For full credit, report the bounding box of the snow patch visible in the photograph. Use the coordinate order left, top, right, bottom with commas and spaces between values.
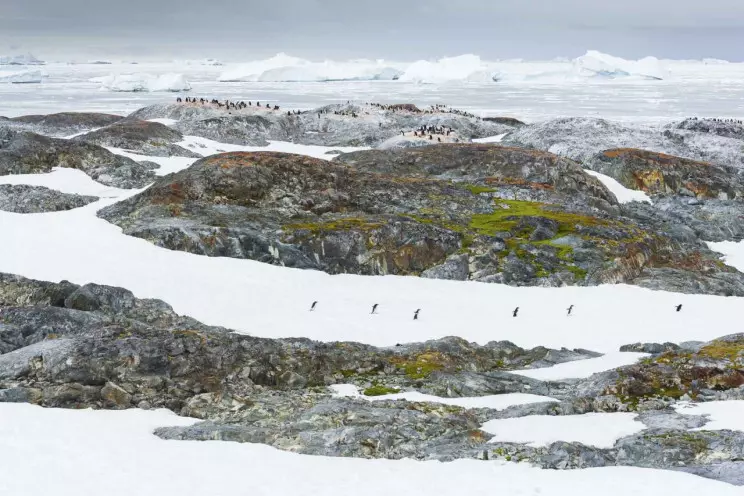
510, 352, 649, 381
584, 170, 653, 204
0, 168, 127, 198
707, 240, 744, 272
329, 385, 557, 409
482, 412, 645, 448
147, 118, 179, 126
676, 401, 744, 431
472, 133, 507, 143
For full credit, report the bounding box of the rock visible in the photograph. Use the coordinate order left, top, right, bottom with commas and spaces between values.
0, 184, 97, 213
93, 148, 744, 294
74, 119, 201, 158
482, 117, 526, 127
129, 103, 510, 147
421, 254, 469, 281
501, 117, 744, 170
0, 127, 156, 188
8, 112, 124, 137
586, 148, 744, 200
101, 381, 132, 407
619, 342, 681, 354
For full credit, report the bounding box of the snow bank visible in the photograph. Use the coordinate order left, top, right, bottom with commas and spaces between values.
219, 53, 403, 82
707, 240, 744, 272
0, 69, 42, 84
95, 73, 192, 92
2, 403, 739, 496
482, 412, 645, 448
0, 53, 44, 65
572, 51, 667, 80
329, 385, 557, 409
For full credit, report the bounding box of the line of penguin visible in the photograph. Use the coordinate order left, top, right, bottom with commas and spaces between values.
308, 302, 686, 320
176, 97, 284, 112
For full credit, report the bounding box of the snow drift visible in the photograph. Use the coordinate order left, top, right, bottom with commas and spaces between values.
95, 73, 192, 92
0, 70, 43, 84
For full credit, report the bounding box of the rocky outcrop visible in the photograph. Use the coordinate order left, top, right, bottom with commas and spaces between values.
0, 127, 157, 188
128, 103, 510, 147
74, 119, 200, 157
501, 117, 744, 170
1, 273, 743, 483
674, 118, 744, 141
0, 184, 98, 213
8, 112, 124, 137
587, 148, 744, 200
483, 117, 526, 127
96, 147, 743, 294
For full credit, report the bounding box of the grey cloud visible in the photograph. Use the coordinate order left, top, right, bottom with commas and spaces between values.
2, 0, 744, 60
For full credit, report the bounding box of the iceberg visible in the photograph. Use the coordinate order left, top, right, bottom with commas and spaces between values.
0, 53, 45, 66
572, 50, 667, 80
0, 70, 43, 84
219, 53, 403, 82
398, 54, 494, 83
96, 73, 192, 92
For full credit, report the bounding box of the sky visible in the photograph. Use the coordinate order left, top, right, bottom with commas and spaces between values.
2, 0, 744, 61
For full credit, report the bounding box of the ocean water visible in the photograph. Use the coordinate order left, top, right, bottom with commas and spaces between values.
2, 53, 744, 121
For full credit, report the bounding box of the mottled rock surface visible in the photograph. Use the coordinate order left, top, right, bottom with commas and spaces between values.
8, 112, 124, 137
0, 184, 98, 213
74, 119, 200, 157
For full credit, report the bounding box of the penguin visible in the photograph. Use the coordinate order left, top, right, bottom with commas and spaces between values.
513, 307, 519, 318
413, 309, 420, 321
676, 304, 683, 312
371, 303, 379, 314
567, 304, 574, 316
310, 301, 318, 312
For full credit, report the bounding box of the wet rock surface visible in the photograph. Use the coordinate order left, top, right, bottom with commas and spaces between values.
0, 184, 98, 213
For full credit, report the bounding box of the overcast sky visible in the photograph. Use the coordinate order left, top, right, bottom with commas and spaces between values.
2, 0, 744, 61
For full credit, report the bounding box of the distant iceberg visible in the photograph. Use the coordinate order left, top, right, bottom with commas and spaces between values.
219, 53, 404, 82
95, 73, 192, 92
398, 54, 497, 83
0, 53, 45, 66
0, 70, 43, 84
571, 51, 667, 80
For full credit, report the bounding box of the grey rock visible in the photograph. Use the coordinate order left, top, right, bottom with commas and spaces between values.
0, 184, 97, 213
74, 119, 201, 158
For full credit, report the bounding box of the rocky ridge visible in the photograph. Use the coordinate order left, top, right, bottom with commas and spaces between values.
97, 145, 744, 295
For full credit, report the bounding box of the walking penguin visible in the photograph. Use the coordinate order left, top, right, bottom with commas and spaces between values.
676, 304, 683, 312
310, 301, 318, 312
567, 304, 574, 316
371, 303, 379, 314
413, 309, 420, 321
513, 307, 519, 318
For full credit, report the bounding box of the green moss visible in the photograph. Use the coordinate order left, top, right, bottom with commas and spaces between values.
698, 339, 744, 364
390, 351, 446, 379
565, 265, 588, 280
469, 200, 603, 238
464, 184, 497, 195
363, 385, 401, 396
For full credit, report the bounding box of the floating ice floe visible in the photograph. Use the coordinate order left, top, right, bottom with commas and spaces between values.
0, 70, 43, 84
571, 50, 668, 80
0, 53, 45, 65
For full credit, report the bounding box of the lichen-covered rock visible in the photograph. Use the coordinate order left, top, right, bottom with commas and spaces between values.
95, 147, 744, 294
74, 119, 200, 157
587, 148, 744, 200
0, 127, 156, 188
